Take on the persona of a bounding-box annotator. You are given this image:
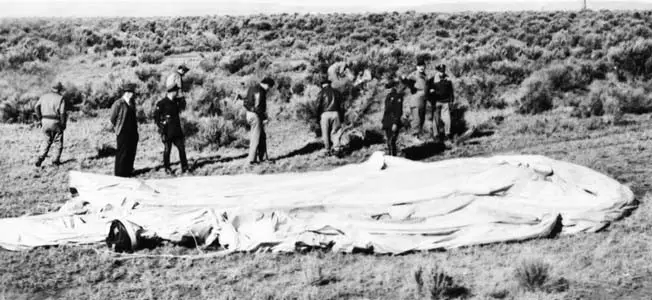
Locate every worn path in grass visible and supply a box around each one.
[1,111,652,299]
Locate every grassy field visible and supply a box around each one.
[1,107,651,299]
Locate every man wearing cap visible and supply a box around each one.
[316,78,344,155]
[243,77,275,164]
[110,83,139,177]
[430,64,455,142]
[166,65,189,92]
[327,61,356,92]
[154,85,189,174]
[404,59,429,138]
[34,82,68,167]
[382,77,406,156]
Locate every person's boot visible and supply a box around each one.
[52,159,62,166]
[35,157,44,167]
[164,167,174,175]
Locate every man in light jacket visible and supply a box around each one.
[34,82,68,167]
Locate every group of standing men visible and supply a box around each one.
[315,58,455,157]
[32,58,454,177]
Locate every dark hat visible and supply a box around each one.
[416,57,427,67]
[167,85,179,93]
[261,77,275,87]
[178,64,190,72]
[51,82,64,92]
[122,83,137,93]
[321,78,332,85]
[435,64,447,73]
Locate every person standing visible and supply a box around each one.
[165,64,189,93]
[316,79,344,155]
[110,83,139,177]
[34,82,68,167]
[243,77,274,165]
[431,64,455,142]
[154,86,189,175]
[405,58,428,138]
[382,78,406,156]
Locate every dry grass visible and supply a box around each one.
[1,109,652,299]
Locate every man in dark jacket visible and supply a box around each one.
[243,77,274,164]
[154,85,189,174]
[110,83,139,177]
[383,78,406,156]
[316,79,344,155]
[430,64,455,142]
[34,82,68,167]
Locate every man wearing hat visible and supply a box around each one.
[243,77,275,164]
[154,85,189,174]
[316,78,344,155]
[404,58,429,138]
[430,64,455,142]
[382,77,406,156]
[34,82,68,167]
[110,83,139,177]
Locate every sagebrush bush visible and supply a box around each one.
[516,72,554,114]
[134,67,161,83]
[514,259,550,291]
[412,265,468,299]
[138,51,165,64]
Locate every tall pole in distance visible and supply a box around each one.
[583,0,587,10]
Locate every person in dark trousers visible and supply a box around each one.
[34,82,68,167]
[316,79,344,155]
[154,85,189,175]
[383,78,406,156]
[430,64,455,142]
[110,83,139,177]
[243,77,275,165]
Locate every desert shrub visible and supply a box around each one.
[490,59,529,85]
[516,72,553,114]
[190,81,231,117]
[112,48,127,57]
[413,265,468,299]
[134,67,161,83]
[198,54,221,72]
[274,75,293,102]
[219,51,261,74]
[293,85,322,137]
[189,116,244,151]
[181,71,206,90]
[0,94,37,123]
[292,81,306,96]
[514,259,550,291]
[456,75,506,109]
[607,38,652,79]
[138,51,165,64]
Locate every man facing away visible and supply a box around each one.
[405,58,428,138]
[243,77,275,165]
[383,77,406,156]
[430,64,455,143]
[154,85,189,175]
[316,79,344,155]
[34,82,68,167]
[110,83,139,177]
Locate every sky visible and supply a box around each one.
[2,0,651,18]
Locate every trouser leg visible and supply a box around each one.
[163,138,172,170]
[441,103,451,137]
[173,137,189,171]
[390,131,398,156]
[331,114,341,150]
[53,130,64,163]
[433,103,443,140]
[37,130,55,165]
[115,133,128,177]
[247,112,261,163]
[257,125,267,162]
[126,135,138,175]
[385,129,395,156]
[320,113,331,150]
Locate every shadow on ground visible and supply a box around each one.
[132,153,248,176]
[401,142,446,160]
[271,141,324,161]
